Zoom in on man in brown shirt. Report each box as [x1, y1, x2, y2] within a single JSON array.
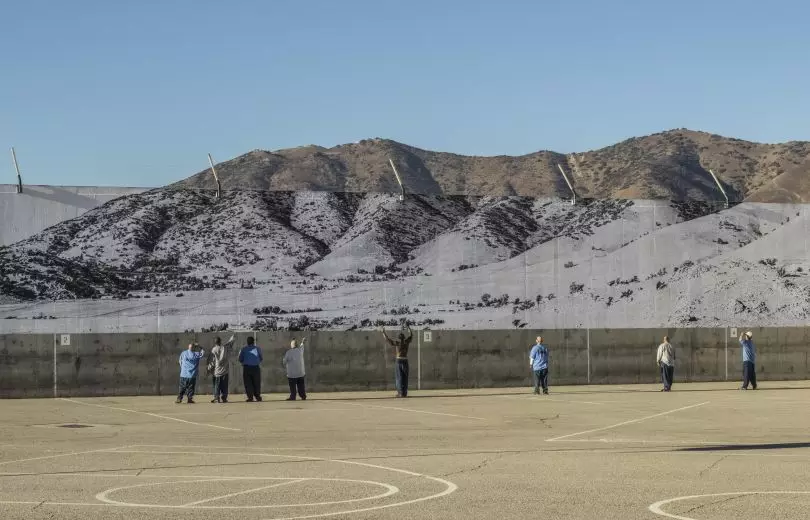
[[381, 324, 413, 397]]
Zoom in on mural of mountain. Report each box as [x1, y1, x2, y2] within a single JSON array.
[[176, 129, 810, 202], [2, 185, 809, 333]]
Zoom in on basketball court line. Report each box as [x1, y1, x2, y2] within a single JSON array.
[[0, 447, 457, 519], [338, 401, 486, 420], [649, 491, 810, 520], [130, 443, 346, 451], [181, 478, 307, 506], [546, 401, 710, 442], [498, 394, 605, 405], [168, 407, 360, 416], [59, 398, 241, 431], [0, 446, 125, 467]]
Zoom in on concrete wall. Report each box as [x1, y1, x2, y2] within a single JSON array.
[[1, 327, 809, 398], [0, 184, 148, 246]]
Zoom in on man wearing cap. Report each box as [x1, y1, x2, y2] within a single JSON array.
[[739, 331, 757, 390]]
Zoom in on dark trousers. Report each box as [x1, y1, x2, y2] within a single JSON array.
[[212, 373, 229, 401], [533, 369, 549, 394], [742, 361, 757, 389], [287, 377, 306, 400], [243, 365, 262, 400], [178, 377, 197, 401], [395, 359, 409, 397], [660, 364, 674, 390]]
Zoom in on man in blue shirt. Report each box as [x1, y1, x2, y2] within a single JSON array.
[[529, 336, 549, 395], [177, 343, 205, 404], [739, 331, 757, 390], [238, 336, 264, 402]]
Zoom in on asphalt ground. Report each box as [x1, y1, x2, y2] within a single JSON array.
[[2, 381, 810, 519]]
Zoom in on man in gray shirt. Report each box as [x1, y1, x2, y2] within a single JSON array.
[[207, 335, 235, 403], [283, 338, 307, 401]]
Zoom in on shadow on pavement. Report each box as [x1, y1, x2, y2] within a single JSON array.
[[678, 441, 810, 452]]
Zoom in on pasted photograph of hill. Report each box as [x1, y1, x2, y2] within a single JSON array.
[[2, 128, 809, 334]]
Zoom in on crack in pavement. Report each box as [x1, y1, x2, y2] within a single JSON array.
[[440, 453, 508, 478], [683, 493, 748, 514], [698, 454, 729, 478], [538, 414, 560, 429]]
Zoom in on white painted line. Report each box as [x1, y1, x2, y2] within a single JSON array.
[[0, 473, 294, 479], [0, 446, 123, 467], [340, 401, 485, 421], [0, 501, 112, 508], [649, 491, 810, 520], [94, 475, 398, 509], [168, 407, 359, 416], [95, 477, 222, 505], [499, 395, 605, 405], [107, 449, 314, 459], [0, 448, 456, 518], [546, 401, 710, 442], [130, 444, 345, 451], [544, 438, 738, 444], [181, 479, 307, 506], [59, 398, 241, 431]]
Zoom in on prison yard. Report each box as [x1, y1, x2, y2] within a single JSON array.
[[1, 382, 810, 520]]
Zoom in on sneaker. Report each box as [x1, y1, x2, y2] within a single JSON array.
[[533, 390, 540, 395], [301, 396, 306, 401], [246, 398, 254, 402], [285, 397, 295, 401], [255, 396, 263, 402], [211, 398, 219, 403], [187, 399, 195, 404], [542, 390, 549, 395], [175, 398, 182, 404], [220, 399, 228, 403]]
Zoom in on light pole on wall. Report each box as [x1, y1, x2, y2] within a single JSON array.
[[10, 147, 23, 194], [708, 169, 729, 209], [208, 153, 222, 199], [556, 163, 576, 206], [387, 158, 405, 202]]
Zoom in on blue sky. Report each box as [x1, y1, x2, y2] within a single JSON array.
[[2, 0, 809, 187]]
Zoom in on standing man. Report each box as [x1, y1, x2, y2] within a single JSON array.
[[739, 331, 757, 390], [207, 334, 236, 403], [381, 324, 413, 398], [238, 336, 264, 402], [283, 338, 307, 401], [656, 335, 676, 392], [529, 336, 549, 395], [177, 342, 205, 404]]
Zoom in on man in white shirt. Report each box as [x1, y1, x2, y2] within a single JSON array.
[[656, 336, 675, 392]]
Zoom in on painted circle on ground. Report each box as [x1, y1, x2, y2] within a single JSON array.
[[0, 447, 459, 520], [649, 491, 810, 520], [95, 476, 399, 509]]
